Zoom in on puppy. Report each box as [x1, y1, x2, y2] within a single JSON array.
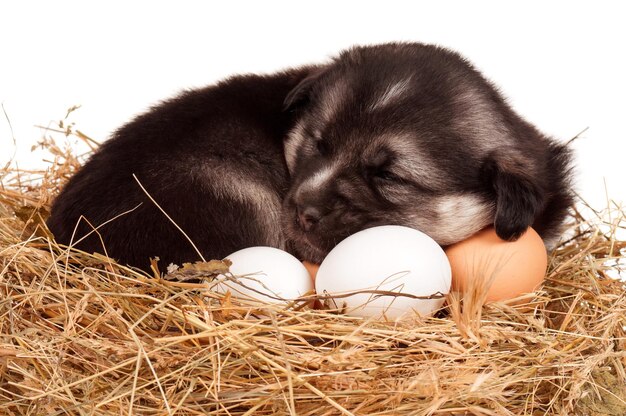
[[47, 42, 573, 272], [281, 43, 573, 263]]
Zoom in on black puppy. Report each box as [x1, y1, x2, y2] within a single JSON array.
[[280, 43, 573, 263], [47, 43, 573, 271]]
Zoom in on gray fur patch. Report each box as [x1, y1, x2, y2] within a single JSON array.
[[199, 163, 285, 249], [284, 121, 306, 173], [295, 162, 340, 201], [405, 193, 495, 245], [319, 78, 350, 124], [451, 87, 510, 152], [368, 77, 413, 111]]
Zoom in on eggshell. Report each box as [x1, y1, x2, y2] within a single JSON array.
[[445, 227, 547, 302], [302, 261, 320, 284], [315, 225, 451, 319], [213, 247, 314, 303]]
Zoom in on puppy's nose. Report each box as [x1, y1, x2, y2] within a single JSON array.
[[296, 205, 321, 232]]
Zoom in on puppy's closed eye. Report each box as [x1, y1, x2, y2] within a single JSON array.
[[373, 169, 400, 182]]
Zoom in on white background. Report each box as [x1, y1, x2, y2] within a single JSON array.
[[1, 0, 625, 210]]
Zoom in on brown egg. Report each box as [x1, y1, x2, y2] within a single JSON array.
[[302, 261, 320, 285], [444, 227, 548, 303], [302, 261, 322, 309]]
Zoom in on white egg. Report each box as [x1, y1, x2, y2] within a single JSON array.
[[213, 246, 313, 303], [315, 225, 451, 319]]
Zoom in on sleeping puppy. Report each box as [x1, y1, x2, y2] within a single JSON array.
[[281, 43, 573, 263], [47, 42, 573, 272]]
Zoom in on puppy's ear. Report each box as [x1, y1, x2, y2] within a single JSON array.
[[483, 155, 545, 241], [283, 68, 327, 111]]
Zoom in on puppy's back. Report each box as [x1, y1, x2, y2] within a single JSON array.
[[47, 68, 314, 271]]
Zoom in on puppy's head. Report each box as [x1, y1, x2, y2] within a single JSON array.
[[282, 43, 548, 263]]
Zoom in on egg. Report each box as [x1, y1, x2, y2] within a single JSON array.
[[213, 246, 314, 303], [445, 227, 548, 303], [315, 225, 451, 319], [302, 261, 320, 284]]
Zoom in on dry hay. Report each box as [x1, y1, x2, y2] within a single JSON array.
[[1, 123, 625, 415]]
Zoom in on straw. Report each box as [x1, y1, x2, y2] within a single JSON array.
[[1, 120, 624, 415]]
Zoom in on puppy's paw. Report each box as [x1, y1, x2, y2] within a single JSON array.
[[494, 211, 532, 241], [486, 156, 545, 242]]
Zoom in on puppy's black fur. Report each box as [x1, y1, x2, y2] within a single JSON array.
[[47, 68, 316, 271], [48, 43, 574, 271]]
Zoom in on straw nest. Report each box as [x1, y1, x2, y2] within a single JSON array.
[[1, 123, 625, 415]]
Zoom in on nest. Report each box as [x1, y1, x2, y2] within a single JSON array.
[[1, 123, 625, 415]]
